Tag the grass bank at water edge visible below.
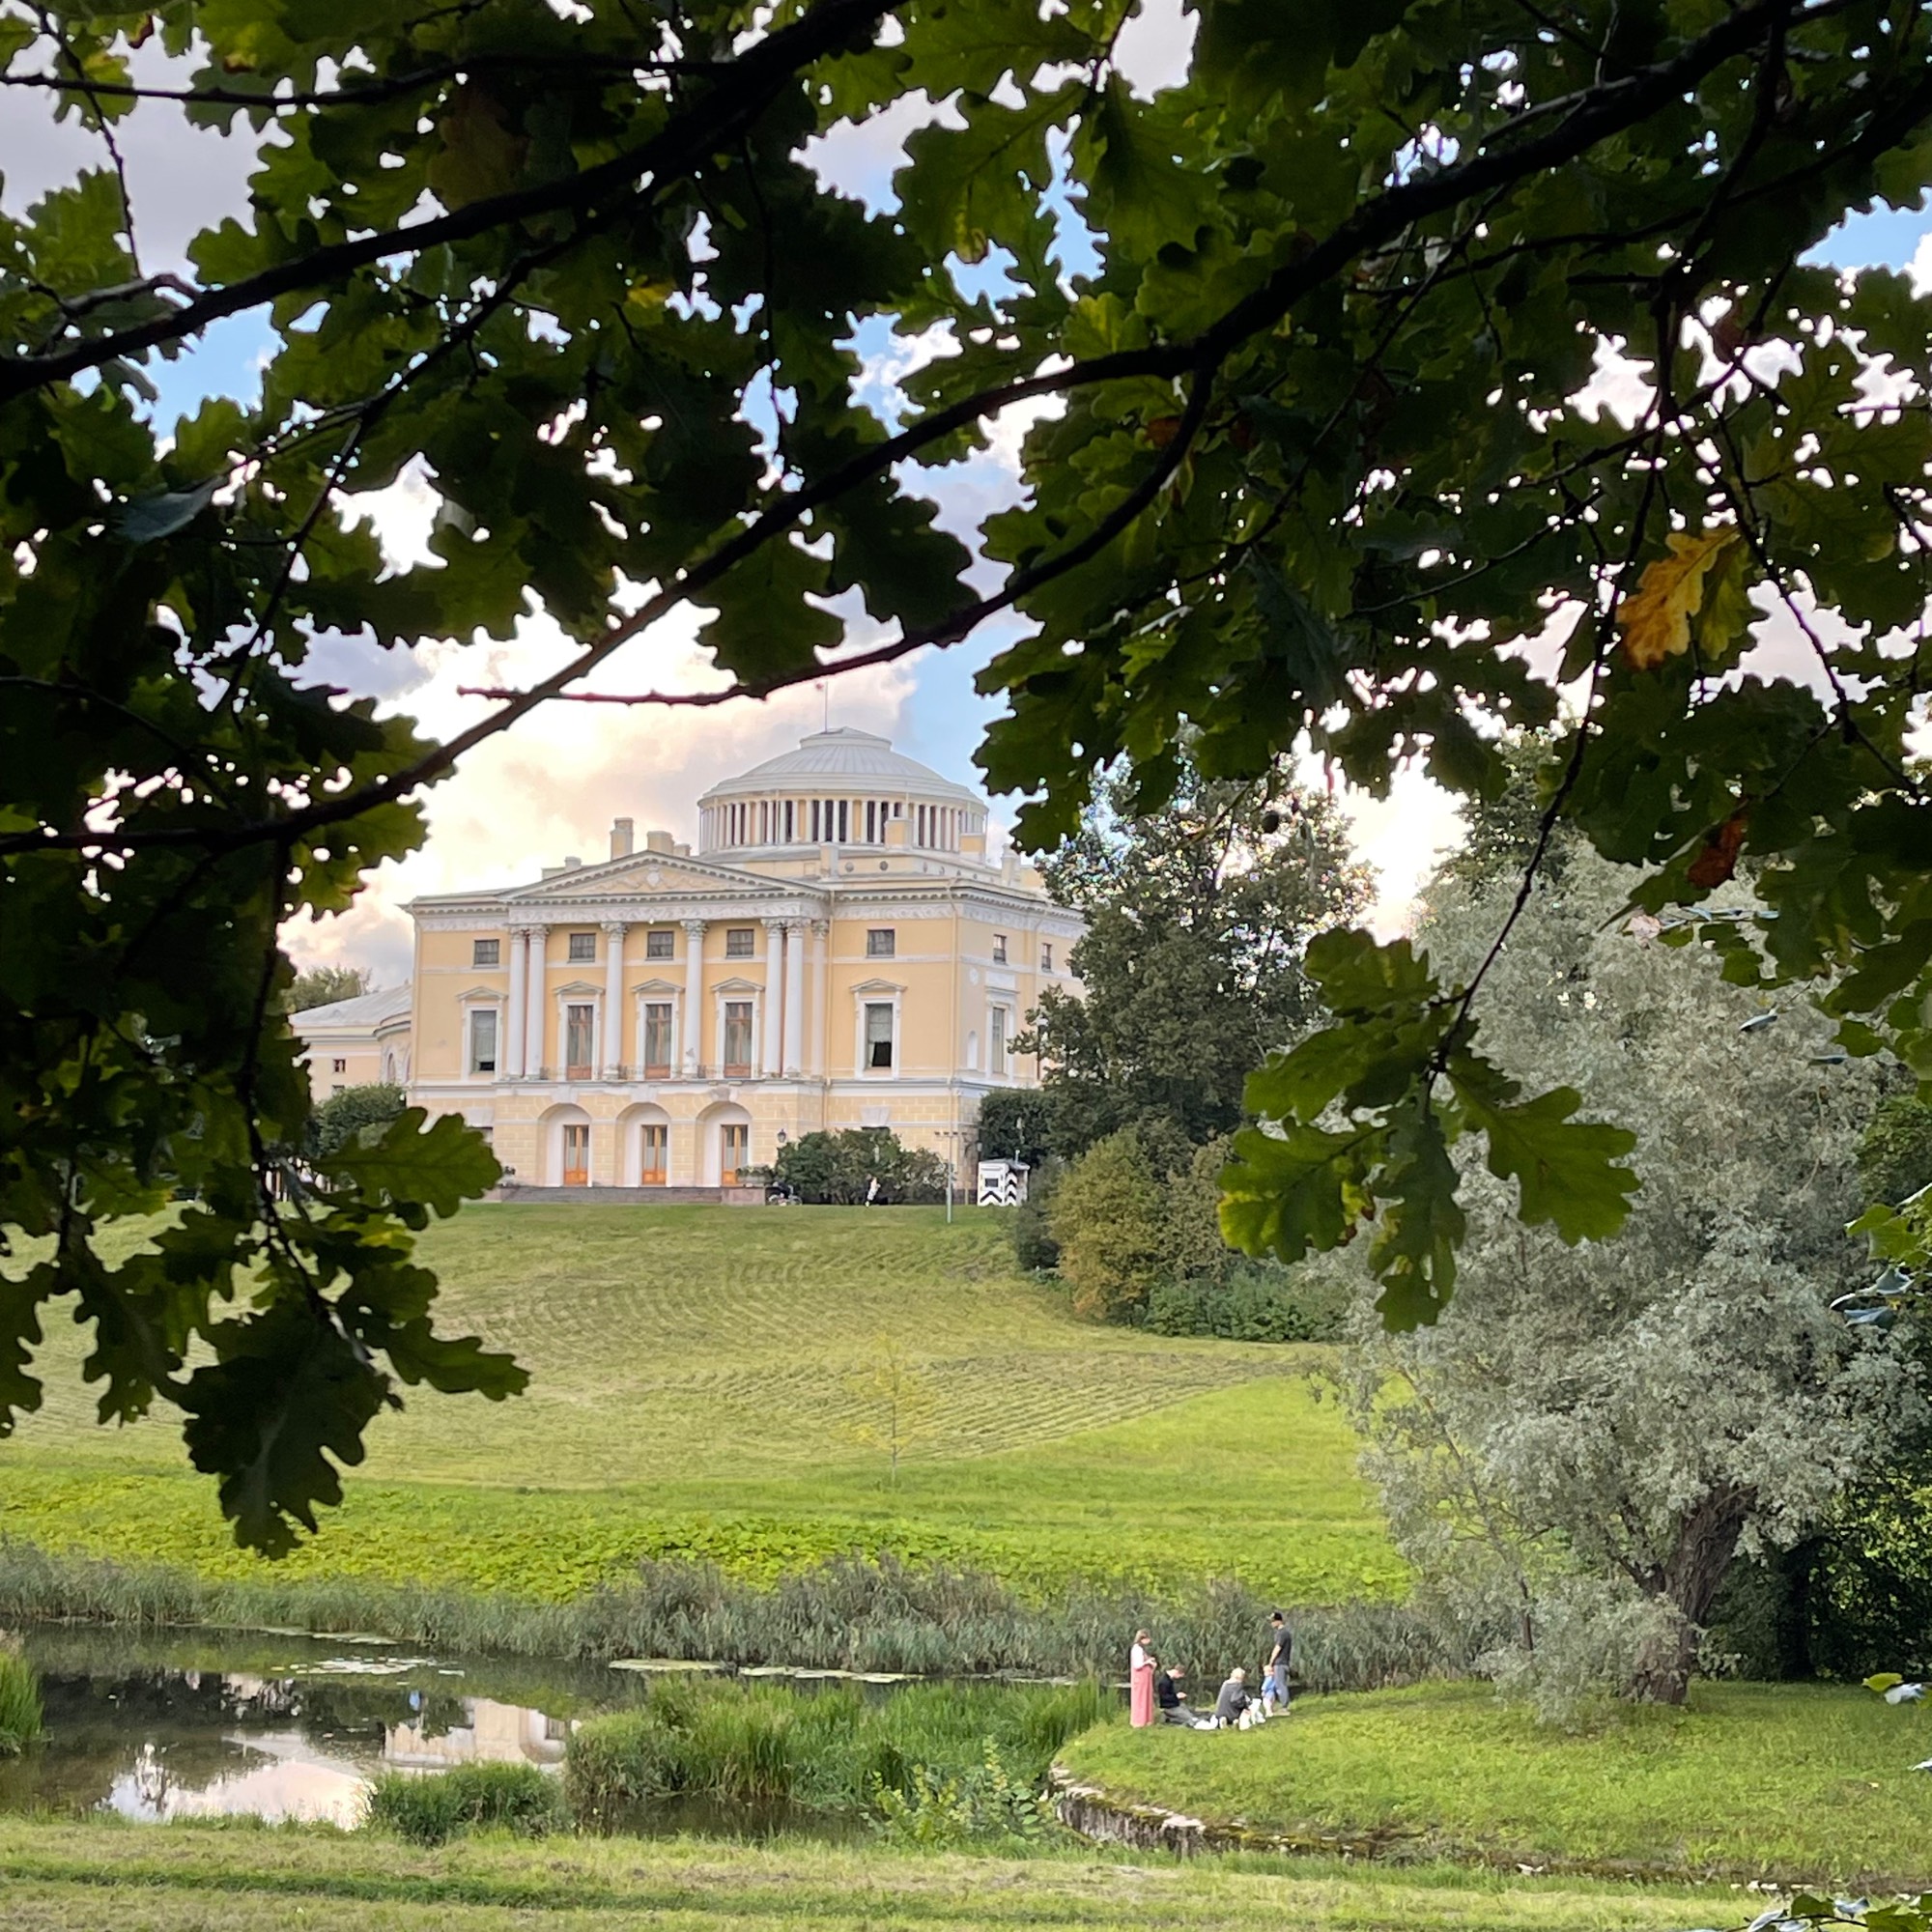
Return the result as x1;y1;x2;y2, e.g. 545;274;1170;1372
1059;1679;1932;1889
0;1815;1748;1932
0;1537;1455;1686
0;1207;1401;1605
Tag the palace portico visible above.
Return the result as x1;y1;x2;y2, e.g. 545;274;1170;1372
296;728;1082;1193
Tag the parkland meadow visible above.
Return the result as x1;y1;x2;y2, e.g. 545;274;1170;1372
0;1817;1742;1932
0;1206;1400;1610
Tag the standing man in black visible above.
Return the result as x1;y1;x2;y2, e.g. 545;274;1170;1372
1263;1609;1292;1715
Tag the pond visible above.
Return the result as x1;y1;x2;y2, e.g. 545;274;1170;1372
0;1625;905;1836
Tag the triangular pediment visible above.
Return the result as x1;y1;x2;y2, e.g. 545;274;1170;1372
554;980;602;996
631;978;682;996
850;977;905;995
713;976;761;994
508;847;794;902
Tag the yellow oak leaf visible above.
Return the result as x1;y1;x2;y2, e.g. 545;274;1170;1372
1617;527;1743;670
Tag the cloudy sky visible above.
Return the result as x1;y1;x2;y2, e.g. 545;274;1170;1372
5;9;1930;984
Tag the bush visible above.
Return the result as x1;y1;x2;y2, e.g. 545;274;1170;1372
0;1644;42;1754
307;1082;407;1159
975;1089;1059;1170
1048;1128;1169;1321
1011;1157;1063;1271
770;1128;950;1205
1145;1261;1348;1342
365;1762;568;1845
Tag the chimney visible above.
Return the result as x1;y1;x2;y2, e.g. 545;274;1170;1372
645;830;675;854
611;816;635;859
563;855;582;869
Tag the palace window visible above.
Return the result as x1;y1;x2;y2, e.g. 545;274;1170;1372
1041;943;1054;973
864;1002;895;1071
472;938;500;967
469;1008;498;1075
568;931;596;963
724;1001;754;1077
565;1004;595;1079
867;928;895;958
989;1005;1008;1076
642;1003;673;1078
725;927;754;957
639;1122;668;1185
645;928;674;960
991;933;1007;964
331;1058;347;1073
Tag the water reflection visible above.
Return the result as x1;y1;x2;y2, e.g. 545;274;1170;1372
1;1627;617;1828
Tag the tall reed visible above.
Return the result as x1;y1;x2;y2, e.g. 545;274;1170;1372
0;1641;42;1753
0;1536;1455;1689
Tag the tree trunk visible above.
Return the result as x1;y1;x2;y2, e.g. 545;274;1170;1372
1628;1489;1751;1705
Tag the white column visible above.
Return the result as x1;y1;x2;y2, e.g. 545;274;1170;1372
760;921;786;1077
505;926;528;1079
525;925;548;1080
602;921;627;1078
809;920;829;1075
682;920;706;1074
782;920;806;1076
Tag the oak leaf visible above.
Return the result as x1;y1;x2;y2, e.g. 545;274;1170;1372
1686;810;1749;888
1618;527;1743;669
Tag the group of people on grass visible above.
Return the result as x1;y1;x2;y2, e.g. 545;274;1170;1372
1127;1610;1293;1730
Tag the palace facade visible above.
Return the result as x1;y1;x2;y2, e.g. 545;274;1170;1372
294;729;1082;1193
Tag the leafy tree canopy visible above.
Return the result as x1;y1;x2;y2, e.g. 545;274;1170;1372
284;966;374;1014
1020;762;1371;1151
307;1083;408;1160
6;0;1932;1540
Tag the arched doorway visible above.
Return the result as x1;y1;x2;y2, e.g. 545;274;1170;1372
617;1103;672;1186
540;1102;593;1186
696;1101;753;1186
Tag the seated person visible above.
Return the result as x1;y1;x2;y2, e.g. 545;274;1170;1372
1156;1662;1211;1727
1214;1666;1260;1729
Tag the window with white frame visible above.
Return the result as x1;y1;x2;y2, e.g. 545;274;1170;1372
468;1007;499;1075
723;1000;754;1075
867;927;895;957
331;1057;347;1073
568;931;596;963
864;1001;895;1070
645;928;674;960
565;1003;595;1077
1041;942;1054;973
642;1002;674;1076
724;927;754;957
991;933;1007;963
989;1005;1009;1076
472;937;500;967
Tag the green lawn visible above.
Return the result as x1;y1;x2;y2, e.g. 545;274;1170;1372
0;1206;1400;1603
1060;1679;1932;1888
0;1818;1740;1932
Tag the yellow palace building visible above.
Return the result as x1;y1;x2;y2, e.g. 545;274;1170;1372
295;729;1083;1195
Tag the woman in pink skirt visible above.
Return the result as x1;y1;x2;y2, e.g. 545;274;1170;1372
1129;1628;1155;1727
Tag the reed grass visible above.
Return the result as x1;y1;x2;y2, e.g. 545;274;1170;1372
564;1676;1116;1824
0;1643;41;1753
364;1763;569;1846
0;1538;1453;1687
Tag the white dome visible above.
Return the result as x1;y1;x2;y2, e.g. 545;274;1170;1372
696;730;987;859
698;728;978;805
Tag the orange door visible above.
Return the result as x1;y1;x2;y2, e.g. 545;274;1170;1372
720;1123;749;1187
562;1123;590;1186
639;1124;667;1185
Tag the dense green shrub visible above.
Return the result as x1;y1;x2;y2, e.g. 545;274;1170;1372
1047;1127;1171;1321
769;1128;949;1205
365;1762;568;1845
306;1082;407;1159
1010;1157;1063;1271
975;1090;1059;1170
0;1644;42;1754
1145;1262;1348;1343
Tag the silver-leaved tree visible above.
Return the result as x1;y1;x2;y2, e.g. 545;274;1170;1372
1345;849;1925;1712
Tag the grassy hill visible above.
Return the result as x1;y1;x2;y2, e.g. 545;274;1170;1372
0;1206;1400;1605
